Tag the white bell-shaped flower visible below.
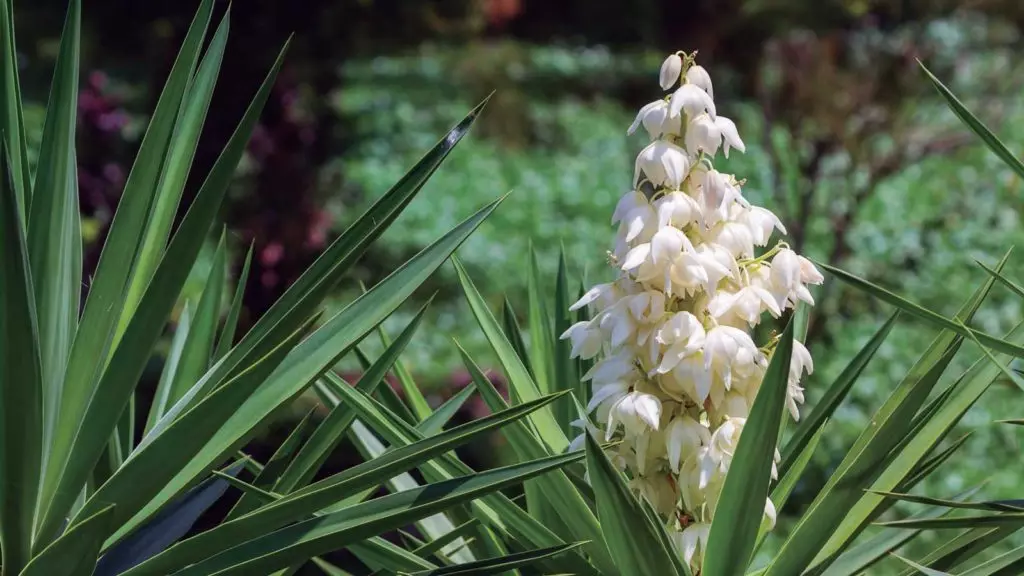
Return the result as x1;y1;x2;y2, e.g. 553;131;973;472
660;53;683;90
685;113;722;156
701;169;744;221
654;312;706;374
635;140;691;189
666;414;710;473
799;254;825;285
703;326;761;392
708;284;782;327
669;83;717;120
715;115;745;157
560;319;604;360
654;191;702;229
613;191;658;244
607;391;663;439
628;99;682;140
672;523;711;570
740;205;786;247
769;248;816;308
686;64;714;98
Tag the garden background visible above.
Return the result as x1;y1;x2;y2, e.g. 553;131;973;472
16;0;1024;565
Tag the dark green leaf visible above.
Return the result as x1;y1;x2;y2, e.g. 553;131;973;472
704;320;794;576
0;135;44;573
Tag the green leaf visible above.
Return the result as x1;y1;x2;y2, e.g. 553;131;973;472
919;62;1024;179
501;297;535;381
21;505;115;576
274;302;433;496
457;343;614;574
116;9;228;341
765;266;1004;575
454;256;567;453
38;0;216;534
351;537;438;573
164;453;585;576
704;320;794;576
527;245;554;394
120;376;563;575
584;430;682;576
406;542;586;575
168;231;227;407
959;545;1024;576
891;554;951;576
412;518;482;560
213;241;252;362
780;311;898;473
815;320;1024;564
878;514;1024;530
868;491;1024;513
818;261;1024;358
72;314;316;533
145;301;194;434
348;420;475;564
321;380;597;576
0;137;44;574
418;383;477;436
318;366;596;576
898;432;972;493
226;406;317;520
813;486;982;576
0;0;33;222
26;0;80;474
35;35;289;544
553;247;577;435
376;322;433;422
192;97;492;410
921;526;1021;573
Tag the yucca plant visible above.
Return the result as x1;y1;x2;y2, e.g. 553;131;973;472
368;56;1024;576
0;0;597;574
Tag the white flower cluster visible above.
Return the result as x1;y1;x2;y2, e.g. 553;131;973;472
562;51;823;571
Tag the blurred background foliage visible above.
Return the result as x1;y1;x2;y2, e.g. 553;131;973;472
15;0;1024;570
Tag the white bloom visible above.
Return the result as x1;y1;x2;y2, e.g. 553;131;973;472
607;391;662;439
764;498;778;530
654;191;701;229
703;326;761;392
684;113;721;156
666;247;733;298
666;414;709;472
769;248;815;308
669;84;717;120
660;53;683;90
711;219;756;259
741;206;786;247
613;190;658;243
622;226;695;285
685;64;713;98
635;140;691;189
628;99;681;140
785;340;813;420
654;311;706;374
672;523;710;569
799;255;825;285
561;320;604;360
701;169;744;221
570;281;619;312
632;474;679;517
708;284;782;327
715;115;745;157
